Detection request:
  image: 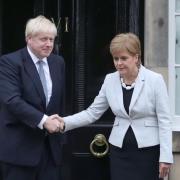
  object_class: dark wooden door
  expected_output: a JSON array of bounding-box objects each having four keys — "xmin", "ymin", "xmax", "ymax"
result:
[{"xmin": 0, "ymin": 0, "xmax": 144, "ymax": 180}]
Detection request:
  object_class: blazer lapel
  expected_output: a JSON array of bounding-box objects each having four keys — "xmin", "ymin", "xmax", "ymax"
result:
[
  {"xmin": 22, "ymin": 48, "xmax": 46, "ymax": 106},
  {"xmin": 129, "ymin": 66, "xmax": 145, "ymax": 113},
  {"xmin": 114, "ymin": 72, "xmax": 129, "ymax": 117}
]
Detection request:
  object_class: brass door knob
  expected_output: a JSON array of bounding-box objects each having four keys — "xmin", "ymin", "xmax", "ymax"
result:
[{"xmin": 90, "ymin": 134, "xmax": 109, "ymax": 158}]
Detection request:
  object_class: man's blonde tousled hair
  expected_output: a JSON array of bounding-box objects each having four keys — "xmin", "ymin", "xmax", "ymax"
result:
[{"xmin": 25, "ymin": 15, "xmax": 57, "ymax": 39}]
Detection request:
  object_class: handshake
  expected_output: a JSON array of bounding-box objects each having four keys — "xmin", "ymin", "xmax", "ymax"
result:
[{"xmin": 43, "ymin": 114, "xmax": 65, "ymax": 133}]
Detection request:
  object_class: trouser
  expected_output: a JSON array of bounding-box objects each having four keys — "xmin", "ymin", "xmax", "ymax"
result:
[{"xmin": 0, "ymin": 139, "xmax": 61, "ymax": 180}]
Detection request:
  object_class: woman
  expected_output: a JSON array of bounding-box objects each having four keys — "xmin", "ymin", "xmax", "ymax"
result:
[{"xmin": 61, "ymin": 33, "xmax": 173, "ymax": 180}]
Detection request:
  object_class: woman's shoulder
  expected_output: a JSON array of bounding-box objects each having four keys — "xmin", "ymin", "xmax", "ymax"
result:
[
  {"xmin": 102, "ymin": 71, "xmax": 120, "ymax": 86},
  {"xmin": 141, "ymin": 65, "xmax": 163, "ymax": 79},
  {"xmin": 105, "ymin": 71, "xmax": 119, "ymax": 78},
  {"xmin": 139, "ymin": 66, "xmax": 166, "ymax": 88}
]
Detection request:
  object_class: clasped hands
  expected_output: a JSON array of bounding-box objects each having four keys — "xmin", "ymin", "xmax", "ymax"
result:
[{"xmin": 43, "ymin": 114, "xmax": 65, "ymax": 133}]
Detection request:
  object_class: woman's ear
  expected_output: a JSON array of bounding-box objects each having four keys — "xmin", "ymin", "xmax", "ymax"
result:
[{"xmin": 135, "ymin": 54, "xmax": 139, "ymax": 59}]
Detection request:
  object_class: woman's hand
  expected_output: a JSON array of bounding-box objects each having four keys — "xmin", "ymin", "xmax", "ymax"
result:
[{"xmin": 159, "ymin": 162, "xmax": 171, "ymax": 178}]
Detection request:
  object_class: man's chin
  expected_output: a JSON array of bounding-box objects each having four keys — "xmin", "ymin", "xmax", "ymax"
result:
[{"xmin": 42, "ymin": 53, "xmax": 51, "ymax": 57}]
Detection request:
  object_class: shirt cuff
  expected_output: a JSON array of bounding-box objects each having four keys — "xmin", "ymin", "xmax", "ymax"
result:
[{"xmin": 38, "ymin": 114, "xmax": 48, "ymax": 129}]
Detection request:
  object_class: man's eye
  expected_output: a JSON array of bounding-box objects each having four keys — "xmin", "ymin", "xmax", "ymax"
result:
[
  {"xmin": 49, "ymin": 39, "xmax": 54, "ymax": 42},
  {"xmin": 41, "ymin": 38, "xmax": 47, "ymax": 41}
]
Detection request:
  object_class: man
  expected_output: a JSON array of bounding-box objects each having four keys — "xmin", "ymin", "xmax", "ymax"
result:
[{"xmin": 0, "ymin": 15, "xmax": 65, "ymax": 180}]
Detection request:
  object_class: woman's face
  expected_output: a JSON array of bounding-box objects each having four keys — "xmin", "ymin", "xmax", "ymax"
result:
[{"xmin": 112, "ymin": 50, "xmax": 138, "ymax": 77}]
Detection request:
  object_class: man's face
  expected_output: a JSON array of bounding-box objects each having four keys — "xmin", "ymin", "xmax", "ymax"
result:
[{"xmin": 27, "ymin": 32, "xmax": 55, "ymax": 59}]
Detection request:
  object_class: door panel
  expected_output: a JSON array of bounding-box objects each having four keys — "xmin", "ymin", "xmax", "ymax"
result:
[
  {"xmin": 70, "ymin": 1, "xmax": 123, "ymax": 179},
  {"xmin": 70, "ymin": 126, "xmax": 111, "ymax": 180},
  {"xmin": 1, "ymin": 0, "xmax": 33, "ymax": 54},
  {"xmin": 68, "ymin": 1, "xmax": 143, "ymax": 180},
  {"xmin": 85, "ymin": 0, "xmax": 116, "ymax": 107}
]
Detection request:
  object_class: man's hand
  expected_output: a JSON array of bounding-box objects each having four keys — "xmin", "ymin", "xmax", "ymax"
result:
[
  {"xmin": 57, "ymin": 116, "xmax": 65, "ymax": 132},
  {"xmin": 43, "ymin": 114, "xmax": 62, "ymax": 133}
]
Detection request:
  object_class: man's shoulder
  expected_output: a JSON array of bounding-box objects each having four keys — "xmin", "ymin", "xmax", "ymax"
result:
[
  {"xmin": 49, "ymin": 53, "xmax": 64, "ymax": 59},
  {"xmin": 0, "ymin": 48, "xmax": 26, "ymax": 64},
  {"xmin": 48, "ymin": 53, "xmax": 65, "ymax": 64},
  {"xmin": 1, "ymin": 48, "xmax": 27, "ymax": 58}
]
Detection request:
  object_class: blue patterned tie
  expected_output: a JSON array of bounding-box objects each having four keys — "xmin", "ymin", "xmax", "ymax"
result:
[{"xmin": 37, "ymin": 60, "xmax": 48, "ymax": 105}]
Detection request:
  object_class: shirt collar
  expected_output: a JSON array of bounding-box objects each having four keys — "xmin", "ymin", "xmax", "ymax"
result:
[{"xmin": 27, "ymin": 46, "xmax": 48, "ymax": 65}]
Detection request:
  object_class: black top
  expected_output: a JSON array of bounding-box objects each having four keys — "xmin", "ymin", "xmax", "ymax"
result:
[
  {"xmin": 122, "ymin": 87, "xmax": 134, "ymax": 114},
  {"xmin": 121, "ymin": 87, "xmax": 138, "ymax": 150}
]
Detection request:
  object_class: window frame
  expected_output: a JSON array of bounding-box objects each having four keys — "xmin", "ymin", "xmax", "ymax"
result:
[{"xmin": 168, "ymin": 0, "xmax": 180, "ymax": 130}]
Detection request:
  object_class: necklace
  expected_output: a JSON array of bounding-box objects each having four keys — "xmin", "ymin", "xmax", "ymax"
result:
[{"xmin": 120, "ymin": 77, "xmax": 135, "ymax": 90}]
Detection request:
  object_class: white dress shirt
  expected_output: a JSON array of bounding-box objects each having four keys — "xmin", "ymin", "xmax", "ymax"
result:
[{"xmin": 27, "ymin": 47, "xmax": 52, "ymax": 129}]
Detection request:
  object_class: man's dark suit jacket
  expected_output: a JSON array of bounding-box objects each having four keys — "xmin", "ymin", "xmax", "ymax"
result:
[{"xmin": 0, "ymin": 47, "xmax": 65, "ymax": 166}]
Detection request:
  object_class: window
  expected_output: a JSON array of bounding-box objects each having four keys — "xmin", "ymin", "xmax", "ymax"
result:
[{"xmin": 169, "ymin": 0, "xmax": 180, "ymax": 130}]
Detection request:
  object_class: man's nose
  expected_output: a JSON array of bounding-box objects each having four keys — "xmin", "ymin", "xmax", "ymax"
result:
[{"xmin": 46, "ymin": 39, "xmax": 53, "ymax": 46}]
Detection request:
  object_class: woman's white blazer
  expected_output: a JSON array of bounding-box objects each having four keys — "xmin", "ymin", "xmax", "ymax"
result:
[{"xmin": 64, "ymin": 65, "xmax": 173, "ymax": 163}]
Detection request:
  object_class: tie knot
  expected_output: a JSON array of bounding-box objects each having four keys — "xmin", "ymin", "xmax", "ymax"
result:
[
  {"xmin": 37, "ymin": 60, "xmax": 45, "ymax": 72},
  {"xmin": 37, "ymin": 60, "xmax": 44, "ymax": 65}
]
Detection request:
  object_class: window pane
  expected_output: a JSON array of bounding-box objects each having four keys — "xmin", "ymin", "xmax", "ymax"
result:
[
  {"xmin": 175, "ymin": 68, "xmax": 180, "ymax": 115},
  {"xmin": 175, "ymin": 16, "xmax": 180, "ymax": 64},
  {"xmin": 176, "ymin": 0, "xmax": 180, "ymax": 12}
]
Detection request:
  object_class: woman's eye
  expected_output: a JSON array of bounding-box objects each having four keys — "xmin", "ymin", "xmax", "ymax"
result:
[
  {"xmin": 121, "ymin": 57, "xmax": 127, "ymax": 61},
  {"xmin": 113, "ymin": 57, "xmax": 128, "ymax": 61},
  {"xmin": 113, "ymin": 57, "xmax": 119, "ymax": 61}
]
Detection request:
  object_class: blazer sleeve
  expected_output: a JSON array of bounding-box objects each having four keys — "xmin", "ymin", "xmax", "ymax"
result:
[
  {"xmin": 155, "ymin": 74, "xmax": 173, "ymax": 163},
  {"xmin": 64, "ymin": 75, "xmax": 110, "ymax": 131}
]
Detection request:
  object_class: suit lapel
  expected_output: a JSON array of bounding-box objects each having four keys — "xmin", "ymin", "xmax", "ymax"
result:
[
  {"xmin": 47, "ymin": 56, "xmax": 58, "ymax": 108},
  {"xmin": 22, "ymin": 48, "xmax": 46, "ymax": 107}
]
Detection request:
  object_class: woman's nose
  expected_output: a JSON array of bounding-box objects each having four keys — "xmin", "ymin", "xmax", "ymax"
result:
[{"xmin": 117, "ymin": 59, "xmax": 122, "ymax": 65}]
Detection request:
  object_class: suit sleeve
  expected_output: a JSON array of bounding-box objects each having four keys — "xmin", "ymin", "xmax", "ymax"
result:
[{"xmin": 0, "ymin": 55, "xmax": 44, "ymax": 128}]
